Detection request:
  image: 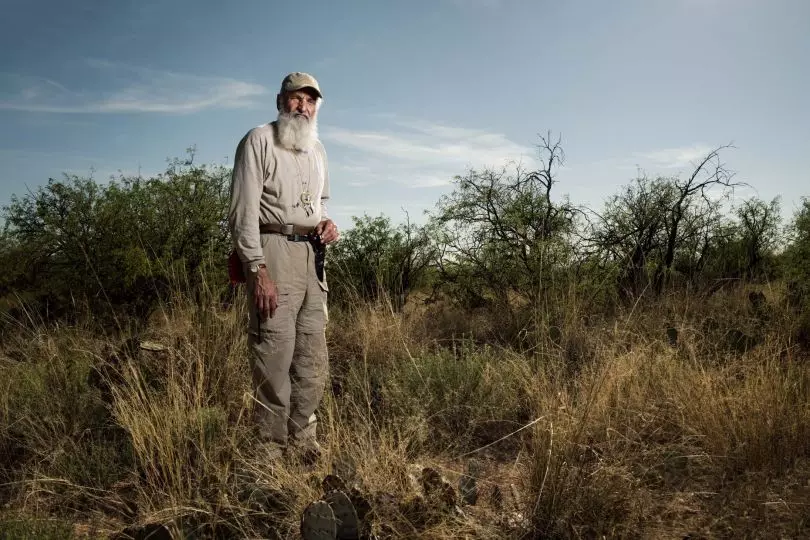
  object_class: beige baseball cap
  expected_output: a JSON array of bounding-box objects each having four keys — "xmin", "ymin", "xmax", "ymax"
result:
[{"xmin": 280, "ymin": 72, "xmax": 322, "ymax": 99}]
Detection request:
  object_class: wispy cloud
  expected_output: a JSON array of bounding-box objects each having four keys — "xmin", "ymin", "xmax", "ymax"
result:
[
  {"xmin": 636, "ymin": 145, "xmax": 715, "ymax": 169},
  {"xmin": 328, "ymin": 204, "xmax": 371, "ymax": 218},
  {"xmin": 322, "ymin": 116, "xmax": 536, "ymax": 189},
  {"xmin": 0, "ymin": 60, "xmax": 268, "ymax": 114},
  {"xmin": 574, "ymin": 144, "xmax": 718, "ymax": 177}
]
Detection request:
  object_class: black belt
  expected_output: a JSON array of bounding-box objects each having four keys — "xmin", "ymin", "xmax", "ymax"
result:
[{"xmin": 260, "ymin": 223, "xmax": 314, "ymax": 242}]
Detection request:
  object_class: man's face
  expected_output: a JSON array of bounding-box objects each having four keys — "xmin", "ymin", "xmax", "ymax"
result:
[{"xmin": 280, "ymin": 89, "xmax": 318, "ymax": 121}]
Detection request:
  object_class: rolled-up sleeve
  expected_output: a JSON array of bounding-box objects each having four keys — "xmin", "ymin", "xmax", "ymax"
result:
[{"xmin": 228, "ymin": 130, "xmax": 266, "ymax": 265}]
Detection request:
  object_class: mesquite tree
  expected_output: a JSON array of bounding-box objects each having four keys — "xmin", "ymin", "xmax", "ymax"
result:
[{"xmin": 429, "ymin": 133, "xmax": 579, "ymax": 312}]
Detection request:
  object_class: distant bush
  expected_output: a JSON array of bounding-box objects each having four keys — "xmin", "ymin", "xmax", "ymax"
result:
[
  {"xmin": 0, "ymin": 152, "xmax": 231, "ymax": 325},
  {"xmin": 784, "ymin": 198, "xmax": 810, "ymax": 305},
  {"xmin": 328, "ymin": 213, "xmax": 434, "ymax": 311}
]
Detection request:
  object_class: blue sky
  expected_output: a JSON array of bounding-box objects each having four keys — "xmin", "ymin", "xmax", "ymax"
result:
[{"xmin": 1, "ymin": 0, "xmax": 808, "ymax": 228}]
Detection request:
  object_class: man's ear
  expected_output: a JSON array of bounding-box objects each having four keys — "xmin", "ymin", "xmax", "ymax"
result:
[{"xmin": 276, "ymin": 93, "xmax": 282, "ymax": 111}]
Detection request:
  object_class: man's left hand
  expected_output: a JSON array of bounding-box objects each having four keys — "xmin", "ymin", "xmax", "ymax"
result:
[{"xmin": 315, "ymin": 219, "xmax": 339, "ymax": 245}]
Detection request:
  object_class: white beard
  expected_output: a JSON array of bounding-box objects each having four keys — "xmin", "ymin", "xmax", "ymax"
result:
[{"xmin": 276, "ymin": 111, "xmax": 318, "ymax": 152}]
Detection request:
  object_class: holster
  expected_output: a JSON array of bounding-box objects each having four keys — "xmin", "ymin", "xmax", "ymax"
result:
[{"xmin": 308, "ymin": 233, "xmax": 326, "ymax": 283}]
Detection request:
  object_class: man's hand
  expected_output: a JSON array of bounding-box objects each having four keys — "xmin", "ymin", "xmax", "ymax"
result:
[
  {"xmin": 315, "ymin": 219, "xmax": 340, "ymax": 245},
  {"xmin": 254, "ymin": 268, "xmax": 278, "ymax": 320}
]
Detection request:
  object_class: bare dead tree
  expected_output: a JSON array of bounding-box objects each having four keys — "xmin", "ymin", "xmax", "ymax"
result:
[
  {"xmin": 654, "ymin": 144, "xmax": 743, "ymax": 293},
  {"xmin": 588, "ymin": 145, "xmax": 745, "ymax": 300}
]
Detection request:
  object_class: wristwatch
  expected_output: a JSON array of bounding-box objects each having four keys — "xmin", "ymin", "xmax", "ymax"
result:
[{"xmin": 249, "ymin": 263, "xmax": 266, "ymax": 274}]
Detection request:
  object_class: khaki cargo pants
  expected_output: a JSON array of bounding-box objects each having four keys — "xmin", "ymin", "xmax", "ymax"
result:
[{"xmin": 245, "ymin": 232, "xmax": 329, "ymax": 447}]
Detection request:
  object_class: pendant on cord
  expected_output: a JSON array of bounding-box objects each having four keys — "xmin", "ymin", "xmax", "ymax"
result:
[{"xmin": 300, "ymin": 191, "xmax": 314, "ymax": 217}]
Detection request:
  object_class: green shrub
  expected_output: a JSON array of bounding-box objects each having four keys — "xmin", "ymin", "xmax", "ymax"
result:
[
  {"xmin": 0, "ymin": 152, "xmax": 232, "ymax": 325},
  {"xmin": 328, "ymin": 214, "xmax": 434, "ymax": 311}
]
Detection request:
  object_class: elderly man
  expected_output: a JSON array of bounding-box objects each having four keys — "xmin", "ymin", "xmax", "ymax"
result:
[{"xmin": 228, "ymin": 72, "xmax": 339, "ymax": 460}]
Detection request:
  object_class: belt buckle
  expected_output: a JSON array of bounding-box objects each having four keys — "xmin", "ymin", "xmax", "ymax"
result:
[{"xmin": 280, "ymin": 224, "xmax": 294, "ymax": 235}]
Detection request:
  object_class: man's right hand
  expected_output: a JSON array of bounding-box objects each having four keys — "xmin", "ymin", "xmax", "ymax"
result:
[{"xmin": 254, "ymin": 268, "xmax": 278, "ymax": 320}]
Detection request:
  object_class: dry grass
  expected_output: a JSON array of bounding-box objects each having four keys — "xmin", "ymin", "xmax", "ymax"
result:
[{"xmin": 1, "ymin": 283, "xmax": 809, "ymax": 538}]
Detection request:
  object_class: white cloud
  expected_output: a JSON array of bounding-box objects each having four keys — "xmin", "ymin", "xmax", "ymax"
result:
[
  {"xmin": 328, "ymin": 204, "xmax": 369, "ymax": 218},
  {"xmin": 0, "ymin": 60, "xmax": 268, "ymax": 114},
  {"xmin": 321, "ymin": 117, "xmax": 536, "ymax": 189},
  {"xmin": 335, "ymin": 163, "xmax": 374, "ymax": 175},
  {"xmin": 324, "ymin": 123, "xmax": 532, "ymax": 169},
  {"xmin": 636, "ymin": 145, "xmax": 714, "ymax": 169},
  {"xmin": 408, "ymin": 175, "xmax": 454, "ymax": 188}
]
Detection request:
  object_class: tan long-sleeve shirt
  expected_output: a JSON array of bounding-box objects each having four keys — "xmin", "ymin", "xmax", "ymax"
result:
[{"xmin": 228, "ymin": 121, "xmax": 330, "ymax": 265}]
